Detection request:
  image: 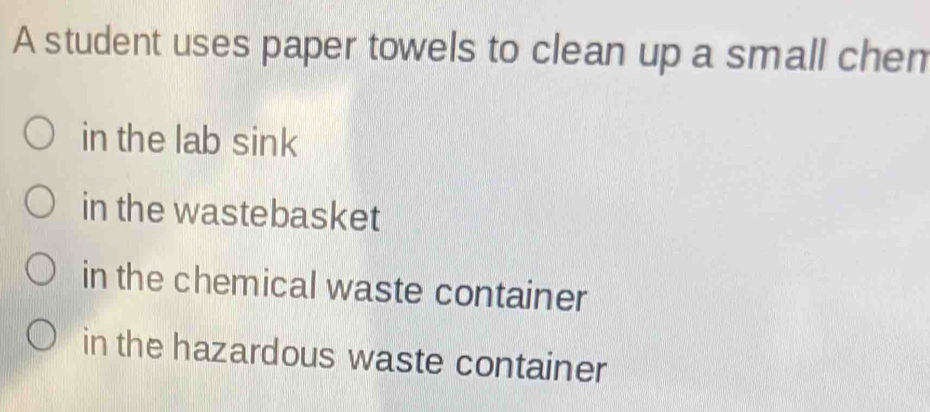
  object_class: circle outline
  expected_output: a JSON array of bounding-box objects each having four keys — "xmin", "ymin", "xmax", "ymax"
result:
[
  {"xmin": 25, "ymin": 252, "xmax": 56, "ymax": 286},
  {"xmin": 24, "ymin": 184, "xmax": 56, "ymax": 219},
  {"xmin": 23, "ymin": 115, "xmax": 55, "ymax": 150},
  {"xmin": 26, "ymin": 318, "xmax": 57, "ymax": 352}
]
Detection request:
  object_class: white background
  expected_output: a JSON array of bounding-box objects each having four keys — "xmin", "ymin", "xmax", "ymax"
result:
[{"xmin": 1, "ymin": 0, "xmax": 929, "ymax": 410}]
